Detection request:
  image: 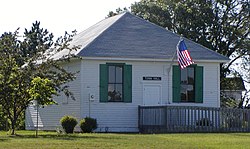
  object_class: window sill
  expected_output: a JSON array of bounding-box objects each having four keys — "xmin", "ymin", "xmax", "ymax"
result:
[
  {"xmin": 108, "ymin": 100, "xmax": 124, "ymax": 102},
  {"xmin": 173, "ymin": 101, "xmax": 201, "ymax": 103}
]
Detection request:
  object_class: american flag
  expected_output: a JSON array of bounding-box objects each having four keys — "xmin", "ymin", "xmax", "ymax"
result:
[{"xmin": 177, "ymin": 39, "xmax": 194, "ymax": 69}]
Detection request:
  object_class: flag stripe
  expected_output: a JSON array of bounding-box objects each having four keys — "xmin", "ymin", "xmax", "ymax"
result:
[{"xmin": 177, "ymin": 39, "xmax": 194, "ymax": 69}]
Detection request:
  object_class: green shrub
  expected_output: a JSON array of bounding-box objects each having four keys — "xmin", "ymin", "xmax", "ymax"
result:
[
  {"xmin": 80, "ymin": 117, "xmax": 97, "ymax": 133},
  {"xmin": 60, "ymin": 115, "xmax": 78, "ymax": 134}
]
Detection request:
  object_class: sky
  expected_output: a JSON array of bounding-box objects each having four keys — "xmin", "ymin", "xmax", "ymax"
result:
[{"xmin": 0, "ymin": 0, "xmax": 139, "ymax": 37}]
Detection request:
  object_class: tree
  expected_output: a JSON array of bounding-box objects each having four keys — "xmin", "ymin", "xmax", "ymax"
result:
[
  {"xmin": 109, "ymin": 0, "xmax": 250, "ymax": 107},
  {"xmin": 0, "ymin": 22, "xmax": 79, "ymax": 135},
  {"xmin": 0, "ymin": 31, "xmax": 28, "ymax": 135},
  {"xmin": 220, "ymin": 76, "xmax": 246, "ymax": 108},
  {"xmin": 20, "ymin": 21, "xmax": 54, "ymax": 64},
  {"xmin": 107, "ymin": 7, "xmax": 128, "ymax": 17},
  {"xmin": 28, "ymin": 77, "xmax": 57, "ymax": 137}
]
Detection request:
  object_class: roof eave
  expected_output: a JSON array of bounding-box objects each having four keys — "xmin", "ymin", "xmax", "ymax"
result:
[{"xmin": 80, "ymin": 56, "xmax": 229, "ymax": 63}]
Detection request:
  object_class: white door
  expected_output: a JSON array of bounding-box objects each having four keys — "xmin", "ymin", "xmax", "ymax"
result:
[{"xmin": 143, "ymin": 85, "xmax": 161, "ymax": 106}]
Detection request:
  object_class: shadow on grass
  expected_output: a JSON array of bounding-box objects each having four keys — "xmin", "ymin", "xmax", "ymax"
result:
[
  {"xmin": 6, "ymin": 133, "xmax": 123, "ymax": 141},
  {"xmin": 226, "ymin": 133, "xmax": 250, "ymax": 137},
  {"xmin": 0, "ymin": 138, "xmax": 9, "ymax": 142}
]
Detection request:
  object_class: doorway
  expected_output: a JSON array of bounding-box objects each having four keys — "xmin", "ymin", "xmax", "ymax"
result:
[{"xmin": 143, "ymin": 84, "xmax": 161, "ymax": 106}]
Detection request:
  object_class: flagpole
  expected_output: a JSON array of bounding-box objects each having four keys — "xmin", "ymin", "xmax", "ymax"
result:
[
  {"xmin": 167, "ymin": 51, "xmax": 176, "ymax": 104},
  {"xmin": 167, "ymin": 35, "xmax": 194, "ymax": 104},
  {"xmin": 167, "ymin": 35, "xmax": 183, "ymax": 104}
]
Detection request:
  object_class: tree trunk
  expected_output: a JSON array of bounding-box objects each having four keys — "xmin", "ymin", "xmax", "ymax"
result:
[
  {"xmin": 10, "ymin": 119, "xmax": 16, "ymax": 135},
  {"xmin": 10, "ymin": 128, "xmax": 15, "ymax": 135}
]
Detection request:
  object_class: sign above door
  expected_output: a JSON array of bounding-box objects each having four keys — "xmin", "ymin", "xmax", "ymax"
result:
[{"xmin": 143, "ymin": 77, "xmax": 161, "ymax": 81}]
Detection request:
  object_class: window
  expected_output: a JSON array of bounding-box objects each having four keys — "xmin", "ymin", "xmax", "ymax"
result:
[
  {"xmin": 181, "ymin": 67, "xmax": 195, "ymax": 102},
  {"xmin": 108, "ymin": 65, "xmax": 123, "ymax": 101},
  {"xmin": 173, "ymin": 65, "xmax": 203, "ymax": 103},
  {"xmin": 100, "ymin": 63, "xmax": 132, "ymax": 103}
]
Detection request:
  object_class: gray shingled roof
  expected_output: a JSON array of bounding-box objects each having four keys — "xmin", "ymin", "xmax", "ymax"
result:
[{"xmin": 53, "ymin": 12, "xmax": 229, "ymax": 61}]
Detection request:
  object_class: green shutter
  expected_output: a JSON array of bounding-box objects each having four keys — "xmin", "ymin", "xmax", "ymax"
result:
[
  {"xmin": 123, "ymin": 64, "xmax": 132, "ymax": 103},
  {"xmin": 172, "ymin": 65, "xmax": 181, "ymax": 102},
  {"xmin": 100, "ymin": 64, "xmax": 108, "ymax": 102},
  {"xmin": 195, "ymin": 66, "xmax": 203, "ymax": 103}
]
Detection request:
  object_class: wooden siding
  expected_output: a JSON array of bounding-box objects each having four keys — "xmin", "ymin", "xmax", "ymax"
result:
[
  {"xmin": 26, "ymin": 59, "xmax": 221, "ymax": 132},
  {"xmin": 80, "ymin": 60, "xmax": 220, "ymax": 132},
  {"xmin": 81, "ymin": 60, "xmax": 138, "ymax": 132},
  {"xmin": 25, "ymin": 60, "xmax": 81, "ymax": 130}
]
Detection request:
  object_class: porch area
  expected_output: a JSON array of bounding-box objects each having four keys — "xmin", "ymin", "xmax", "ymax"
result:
[{"xmin": 138, "ymin": 105, "xmax": 250, "ymax": 133}]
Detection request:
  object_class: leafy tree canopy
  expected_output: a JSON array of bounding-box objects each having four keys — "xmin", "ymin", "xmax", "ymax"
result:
[{"xmin": 0, "ymin": 22, "xmax": 79, "ymax": 135}]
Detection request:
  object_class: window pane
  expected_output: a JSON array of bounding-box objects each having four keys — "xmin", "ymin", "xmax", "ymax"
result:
[
  {"xmin": 181, "ymin": 84, "xmax": 194, "ymax": 102},
  {"xmin": 115, "ymin": 84, "xmax": 123, "ymax": 101},
  {"xmin": 108, "ymin": 66, "xmax": 115, "ymax": 83},
  {"xmin": 187, "ymin": 67, "xmax": 194, "ymax": 84},
  {"xmin": 108, "ymin": 84, "xmax": 122, "ymax": 101},
  {"xmin": 187, "ymin": 90, "xmax": 194, "ymax": 102},
  {"xmin": 181, "ymin": 68, "xmax": 187, "ymax": 84},
  {"xmin": 181, "ymin": 67, "xmax": 195, "ymax": 102},
  {"xmin": 116, "ymin": 66, "xmax": 123, "ymax": 83},
  {"xmin": 108, "ymin": 84, "xmax": 115, "ymax": 101},
  {"xmin": 181, "ymin": 85, "xmax": 187, "ymax": 101}
]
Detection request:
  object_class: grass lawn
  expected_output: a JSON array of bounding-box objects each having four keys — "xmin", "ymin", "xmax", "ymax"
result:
[{"xmin": 0, "ymin": 131, "xmax": 250, "ymax": 149}]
